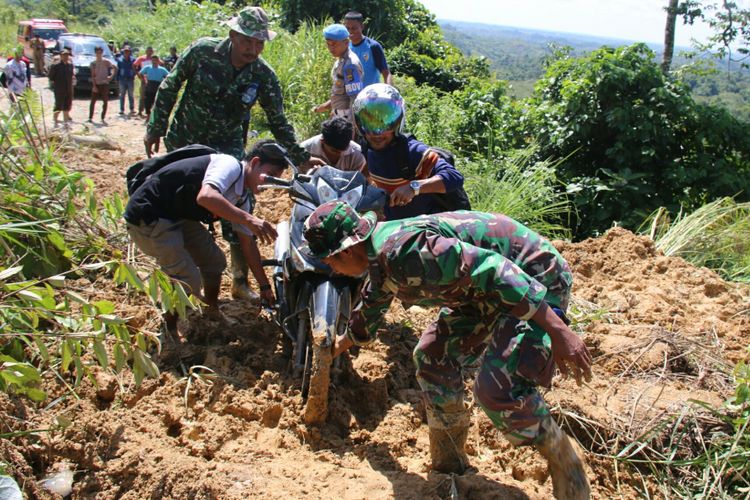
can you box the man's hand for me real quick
[333,333,354,358]
[300,156,326,173]
[550,328,592,386]
[532,302,593,386]
[245,215,276,245]
[144,133,161,158]
[390,183,416,207]
[260,286,274,305]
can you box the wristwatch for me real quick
[409,180,421,196]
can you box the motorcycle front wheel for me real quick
[298,309,333,426]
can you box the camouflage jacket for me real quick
[147,37,309,163]
[351,211,572,345]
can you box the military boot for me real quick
[535,416,591,500]
[427,404,471,474]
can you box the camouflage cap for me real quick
[303,201,377,259]
[226,6,277,41]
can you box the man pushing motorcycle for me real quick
[124,140,289,341]
[303,201,593,500]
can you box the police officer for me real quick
[303,201,592,500]
[144,6,321,302]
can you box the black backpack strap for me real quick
[396,133,417,180]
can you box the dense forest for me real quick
[440,19,750,122]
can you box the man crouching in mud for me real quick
[303,201,593,500]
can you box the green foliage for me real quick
[524,43,750,237]
[275,0,435,50]
[0,4,24,55]
[98,0,231,55]
[450,78,523,157]
[464,148,572,240]
[396,76,461,150]
[0,96,193,402]
[388,26,491,92]
[644,198,750,282]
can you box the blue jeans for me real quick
[119,79,134,112]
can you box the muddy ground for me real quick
[1,80,749,499]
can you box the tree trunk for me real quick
[662,0,680,74]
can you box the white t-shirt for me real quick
[202,154,252,236]
[300,134,366,172]
[4,59,27,94]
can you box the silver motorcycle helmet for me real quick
[352,83,405,137]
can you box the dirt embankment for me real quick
[1,82,749,499]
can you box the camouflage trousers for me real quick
[413,264,573,447]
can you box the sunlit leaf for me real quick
[61,339,73,372]
[134,349,159,379]
[18,290,42,302]
[93,301,116,315]
[47,275,66,287]
[93,340,108,368]
[0,266,23,281]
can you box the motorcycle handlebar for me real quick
[261,174,292,187]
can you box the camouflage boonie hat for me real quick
[226,6,277,41]
[303,201,377,259]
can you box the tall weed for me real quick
[98,0,231,55]
[643,198,750,282]
[464,147,572,240]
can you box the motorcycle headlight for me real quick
[341,185,363,208]
[316,178,338,204]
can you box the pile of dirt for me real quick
[1,82,749,499]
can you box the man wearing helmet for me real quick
[353,84,465,221]
[303,200,592,499]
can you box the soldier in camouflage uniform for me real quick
[144,6,321,303]
[304,201,592,500]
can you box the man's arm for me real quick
[195,185,277,244]
[256,67,310,166]
[342,279,394,350]
[146,45,196,138]
[236,232,273,303]
[389,149,464,206]
[370,41,393,85]
[403,234,591,382]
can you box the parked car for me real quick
[46,34,119,96]
[17,19,68,60]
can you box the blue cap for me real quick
[323,23,350,41]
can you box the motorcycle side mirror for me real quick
[258,142,296,172]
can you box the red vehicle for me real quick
[17,19,68,59]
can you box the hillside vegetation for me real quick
[440,19,750,122]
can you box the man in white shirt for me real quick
[300,117,367,174]
[124,140,287,340]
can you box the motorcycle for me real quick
[261,164,386,425]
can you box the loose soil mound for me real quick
[1,81,749,499]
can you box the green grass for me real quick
[464,147,572,240]
[248,19,333,142]
[642,198,750,282]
